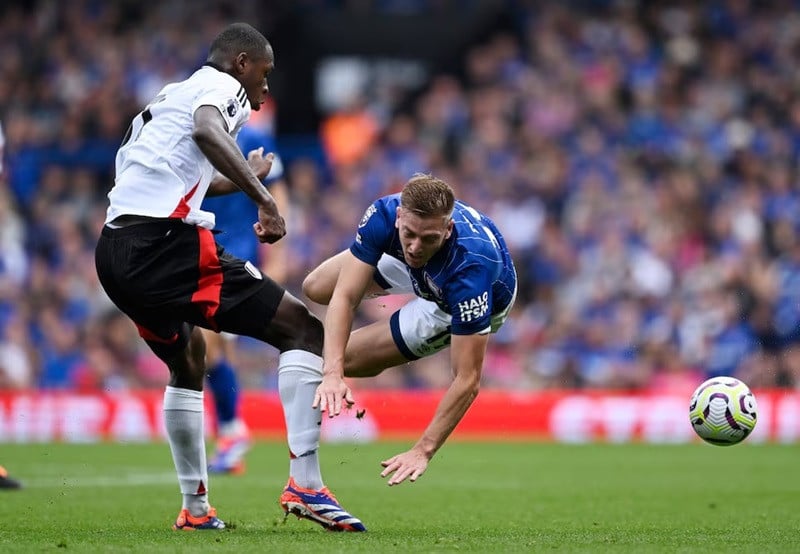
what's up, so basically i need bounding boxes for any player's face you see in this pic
[240,46,274,111]
[395,207,453,268]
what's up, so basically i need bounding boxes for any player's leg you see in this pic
[303,250,392,305]
[215,281,365,532]
[95,222,224,530]
[345,297,454,377]
[0,465,21,490]
[204,329,251,474]
[341,319,410,377]
[142,324,224,530]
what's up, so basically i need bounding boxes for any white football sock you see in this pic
[278,350,324,490]
[163,386,210,517]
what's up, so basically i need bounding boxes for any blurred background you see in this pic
[1,0,800,442]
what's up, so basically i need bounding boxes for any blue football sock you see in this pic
[206,359,239,426]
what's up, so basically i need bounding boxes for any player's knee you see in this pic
[302,271,332,305]
[273,296,324,354]
[166,328,207,389]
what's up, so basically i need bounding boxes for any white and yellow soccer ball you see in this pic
[689,377,757,446]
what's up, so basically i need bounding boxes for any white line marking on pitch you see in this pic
[23,472,177,488]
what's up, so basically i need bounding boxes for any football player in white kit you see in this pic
[95,23,364,532]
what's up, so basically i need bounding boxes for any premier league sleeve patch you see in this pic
[225,98,238,118]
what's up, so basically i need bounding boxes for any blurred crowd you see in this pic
[1,0,800,393]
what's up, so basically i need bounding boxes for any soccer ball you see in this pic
[689,377,757,446]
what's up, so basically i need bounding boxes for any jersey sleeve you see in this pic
[444,264,495,335]
[349,201,393,266]
[192,77,249,134]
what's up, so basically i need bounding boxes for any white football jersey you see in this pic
[106,65,251,227]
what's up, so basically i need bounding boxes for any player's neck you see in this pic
[203,61,226,73]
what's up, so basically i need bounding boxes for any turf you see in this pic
[0,441,797,552]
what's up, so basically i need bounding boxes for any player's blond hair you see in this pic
[400,173,455,218]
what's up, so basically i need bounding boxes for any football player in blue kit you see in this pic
[303,173,517,486]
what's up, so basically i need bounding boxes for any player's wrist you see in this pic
[413,438,438,460]
[321,362,345,379]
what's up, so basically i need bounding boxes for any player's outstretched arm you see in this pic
[314,252,374,417]
[380,332,488,486]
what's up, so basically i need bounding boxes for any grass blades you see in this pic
[0,441,797,553]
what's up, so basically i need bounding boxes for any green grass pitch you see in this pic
[0,441,797,552]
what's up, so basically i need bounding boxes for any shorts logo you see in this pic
[457,292,488,323]
[226,98,238,118]
[244,261,262,280]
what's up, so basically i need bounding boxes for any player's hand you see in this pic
[313,373,354,418]
[380,447,429,486]
[253,203,285,244]
[247,148,274,181]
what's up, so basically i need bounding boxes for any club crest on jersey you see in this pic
[424,272,442,299]
[226,98,238,118]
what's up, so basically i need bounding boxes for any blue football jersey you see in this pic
[202,123,284,262]
[350,194,517,335]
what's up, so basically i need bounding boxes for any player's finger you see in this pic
[328,394,339,417]
[380,455,398,468]
[388,468,410,486]
[312,391,321,409]
[344,388,355,406]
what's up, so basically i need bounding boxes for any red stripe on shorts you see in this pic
[136,324,179,344]
[191,227,222,331]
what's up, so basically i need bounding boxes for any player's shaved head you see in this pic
[401,174,455,218]
[208,22,271,61]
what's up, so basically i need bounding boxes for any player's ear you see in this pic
[234,52,248,74]
[395,207,402,229]
[445,218,454,239]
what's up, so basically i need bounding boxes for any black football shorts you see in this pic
[95,219,284,356]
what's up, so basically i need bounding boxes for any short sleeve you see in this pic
[192,79,249,134]
[349,201,393,266]
[445,264,495,335]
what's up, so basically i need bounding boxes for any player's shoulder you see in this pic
[186,65,244,95]
[360,194,399,225]
[373,193,401,213]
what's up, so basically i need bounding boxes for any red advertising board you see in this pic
[0,390,798,444]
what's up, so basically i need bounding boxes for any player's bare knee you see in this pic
[302,272,331,305]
